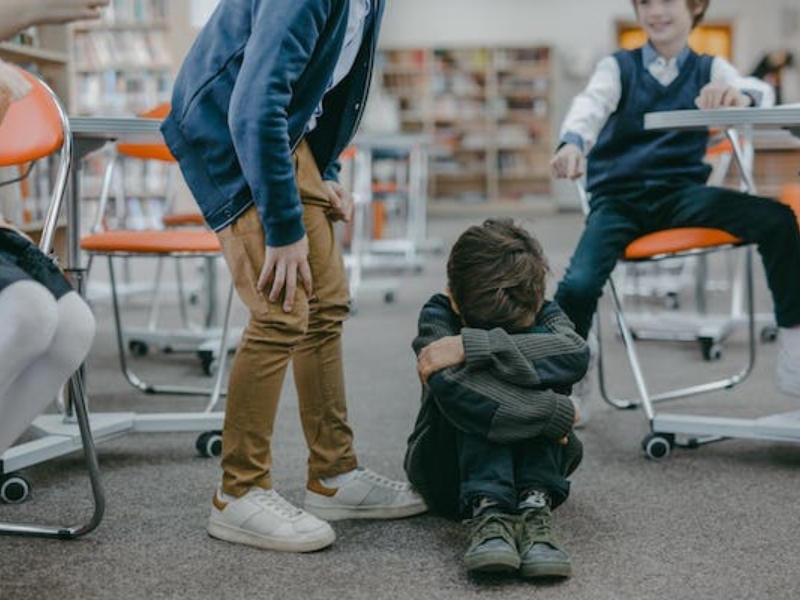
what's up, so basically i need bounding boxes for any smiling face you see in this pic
[632,0,706,58]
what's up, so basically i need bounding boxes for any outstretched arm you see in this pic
[0,0,109,41]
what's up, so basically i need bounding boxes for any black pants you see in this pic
[555,184,800,339]
[457,431,575,517]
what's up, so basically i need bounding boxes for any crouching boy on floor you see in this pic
[405,218,588,579]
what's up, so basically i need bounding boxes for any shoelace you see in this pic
[252,490,303,519]
[357,468,408,491]
[518,507,555,548]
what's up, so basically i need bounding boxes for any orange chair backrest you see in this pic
[0,67,64,166]
[116,102,174,162]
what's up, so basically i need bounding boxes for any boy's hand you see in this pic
[695,83,752,109]
[550,143,585,180]
[34,0,109,25]
[417,335,465,384]
[323,180,354,223]
[558,406,581,445]
[258,235,313,313]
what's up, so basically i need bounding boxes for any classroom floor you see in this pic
[1,210,799,600]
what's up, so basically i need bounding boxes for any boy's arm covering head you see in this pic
[414,294,582,445]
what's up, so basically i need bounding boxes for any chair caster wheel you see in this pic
[196,431,223,458]
[128,339,149,357]
[1,473,32,504]
[642,433,674,460]
[760,326,779,343]
[699,338,722,361]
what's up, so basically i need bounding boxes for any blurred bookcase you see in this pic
[377,45,556,212]
[70,0,173,116]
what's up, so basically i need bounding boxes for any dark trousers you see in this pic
[555,184,800,339]
[457,431,573,517]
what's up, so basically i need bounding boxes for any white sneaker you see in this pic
[208,487,336,552]
[304,467,428,521]
[776,348,800,396]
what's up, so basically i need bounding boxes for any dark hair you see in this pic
[446,218,549,332]
[631,0,709,28]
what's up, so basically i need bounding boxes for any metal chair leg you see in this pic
[0,370,105,539]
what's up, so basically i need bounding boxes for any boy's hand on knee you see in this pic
[417,335,465,383]
[550,144,585,180]
[695,82,752,109]
[259,236,313,313]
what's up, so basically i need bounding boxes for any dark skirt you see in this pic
[0,228,73,299]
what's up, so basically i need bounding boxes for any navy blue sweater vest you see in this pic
[586,48,714,196]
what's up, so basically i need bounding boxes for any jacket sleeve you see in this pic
[228,0,333,248]
[461,301,589,390]
[412,294,461,356]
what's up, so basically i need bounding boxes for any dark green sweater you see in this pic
[404,294,588,518]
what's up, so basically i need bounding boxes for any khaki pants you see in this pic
[216,141,357,497]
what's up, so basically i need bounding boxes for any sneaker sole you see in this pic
[303,501,428,522]
[465,551,521,574]
[519,561,572,579]
[207,517,335,553]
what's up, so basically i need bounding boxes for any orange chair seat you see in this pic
[81,229,220,255]
[161,212,207,227]
[625,228,741,261]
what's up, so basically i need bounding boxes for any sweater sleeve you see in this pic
[461,301,589,389]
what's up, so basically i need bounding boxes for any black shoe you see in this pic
[463,511,520,574]
[517,491,571,579]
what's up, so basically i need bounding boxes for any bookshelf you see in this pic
[68,0,177,229]
[70,0,173,116]
[378,45,556,212]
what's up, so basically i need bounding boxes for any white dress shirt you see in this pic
[559,43,776,153]
[306,0,371,133]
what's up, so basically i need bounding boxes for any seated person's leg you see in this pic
[555,197,642,339]
[0,280,60,452]
[555,197,642,423]
[666,185,800,396]
[457,431,520,574]
[513,437,578,579]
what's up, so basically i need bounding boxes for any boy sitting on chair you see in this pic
[551,0,800,412]
[405,218,588,579]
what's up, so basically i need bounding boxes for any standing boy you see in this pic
[161,0,426,554]
[406,219,588,578]
[551,0,800,410]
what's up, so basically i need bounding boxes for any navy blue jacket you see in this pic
[161,0,384,246]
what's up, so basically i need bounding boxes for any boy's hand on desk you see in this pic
[695,82,752,109]
[417,335,465,384]
[550,144,585,180]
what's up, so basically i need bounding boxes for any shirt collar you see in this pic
[642,42,691,70]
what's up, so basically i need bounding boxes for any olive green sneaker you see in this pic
[463,511,520,574]
[517,492,571,579]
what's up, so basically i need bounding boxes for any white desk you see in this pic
[644,106,800,133]
[1,117,224,477]
[636,107,800,453]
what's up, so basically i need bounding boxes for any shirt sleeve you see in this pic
[710,56,776,107]
[558,55,622,153]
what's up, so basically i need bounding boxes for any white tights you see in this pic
[0,281,95,453]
